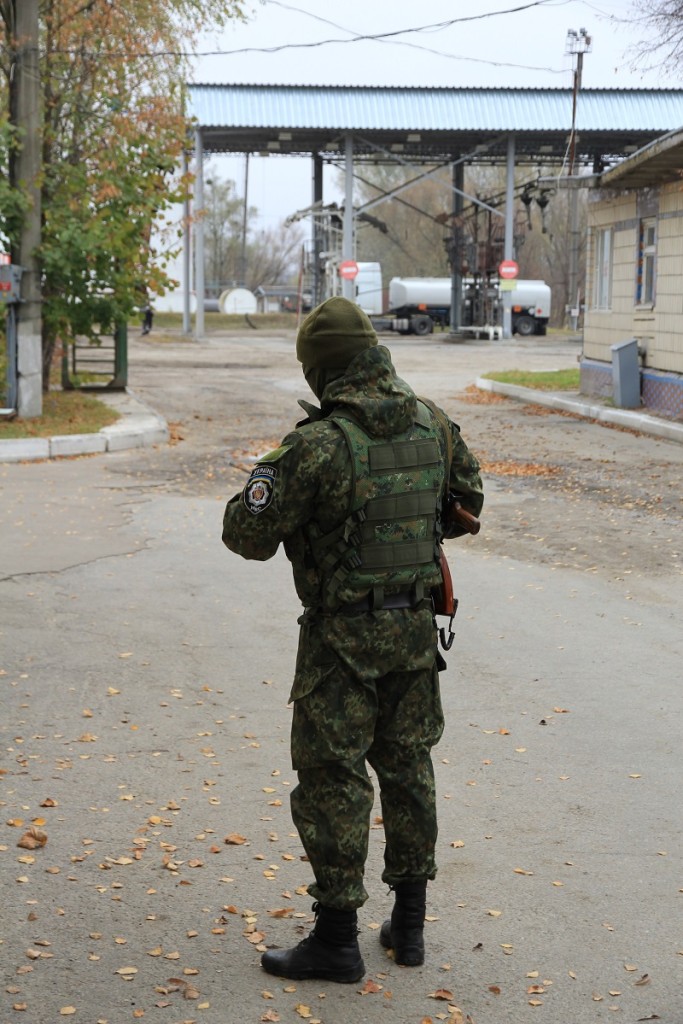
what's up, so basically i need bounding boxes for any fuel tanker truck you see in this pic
[354,264,551,337]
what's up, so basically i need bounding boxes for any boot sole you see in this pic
[261,961,365,984]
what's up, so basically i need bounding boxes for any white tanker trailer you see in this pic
[382,276,551,336]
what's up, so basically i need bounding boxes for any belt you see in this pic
[341,591,426,613]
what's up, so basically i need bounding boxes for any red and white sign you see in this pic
[338,260,359,281]
[498,259,519,280]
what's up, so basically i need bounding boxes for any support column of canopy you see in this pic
[182,147,191,335]
[193,128,205,340]
[312,153,324,307]
[502,133,516,340]
[342,134,355,301]
[450,159,464,332]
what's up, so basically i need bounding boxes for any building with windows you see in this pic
[582,128,683,419]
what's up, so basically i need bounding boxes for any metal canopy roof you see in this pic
[187,84,683,167]
[598,127,683,189]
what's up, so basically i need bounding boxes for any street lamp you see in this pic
[565,27,592,332]
[566,28,592,175]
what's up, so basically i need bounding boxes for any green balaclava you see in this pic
[296,296,378,398]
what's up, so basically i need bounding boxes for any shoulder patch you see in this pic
[244,463,277,515]
[257,444,292,463]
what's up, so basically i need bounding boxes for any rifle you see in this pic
[433,497,481,651]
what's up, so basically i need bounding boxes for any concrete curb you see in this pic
[0,388,169,463]
[475,377,683,445]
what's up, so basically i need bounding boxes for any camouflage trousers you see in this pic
[289,614,444,911]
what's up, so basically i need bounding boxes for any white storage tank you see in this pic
[218,288,258,315]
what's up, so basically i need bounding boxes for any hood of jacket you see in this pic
[318,344,417,438]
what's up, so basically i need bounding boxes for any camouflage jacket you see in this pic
[222,346,484,679]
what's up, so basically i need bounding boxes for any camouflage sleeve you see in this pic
[221,431,321,561]
[448,420,484,518]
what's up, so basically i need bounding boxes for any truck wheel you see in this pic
[411,315,433,336]
[514,315,535,337]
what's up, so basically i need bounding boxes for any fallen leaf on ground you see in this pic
[428,989,454,1000]
[359,979,383,994]
[17,827,47,850]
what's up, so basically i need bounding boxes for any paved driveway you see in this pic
[1,330,681,1024]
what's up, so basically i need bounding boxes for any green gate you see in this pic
[63,321,128,391]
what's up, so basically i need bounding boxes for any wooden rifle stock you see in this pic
[443,495,481,537]
[433,547,456,617]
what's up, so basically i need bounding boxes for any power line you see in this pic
[39,0,569,62]
[264,0,567,75]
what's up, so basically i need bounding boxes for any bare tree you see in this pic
[625,1,683,73]
[355,165,454,280]
[246,222,304,292]
[202,168,304,294]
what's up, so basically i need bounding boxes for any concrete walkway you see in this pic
[0,388,168,463]
[475,377,683,445]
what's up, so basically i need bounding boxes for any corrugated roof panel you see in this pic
[187,84,683,133]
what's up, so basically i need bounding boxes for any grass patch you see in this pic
[134,311,299,337]
[482,368,580,390]
[0,390,119,439]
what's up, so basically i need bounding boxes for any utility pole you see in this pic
[566,27,591,333]
[10,0,43,416]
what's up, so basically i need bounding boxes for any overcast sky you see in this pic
[189,0,677,231]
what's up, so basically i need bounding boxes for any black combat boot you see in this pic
[261,903,365,983]
[379,880,427,966]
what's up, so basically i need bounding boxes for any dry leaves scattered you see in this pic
[17,827,48,850]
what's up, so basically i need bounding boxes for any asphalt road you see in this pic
[1,328,681,1024]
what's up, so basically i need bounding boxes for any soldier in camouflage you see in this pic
[222,297,483,983]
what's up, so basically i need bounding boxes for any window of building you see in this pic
[636,218,656,305]
[594,227,612,309]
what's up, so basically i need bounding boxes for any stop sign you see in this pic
[498,259,519,280]
[338,260,359,281]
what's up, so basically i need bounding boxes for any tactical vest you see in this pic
[306,401,445,611]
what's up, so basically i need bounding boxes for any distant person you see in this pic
[141,304,153,335]
[222,297,483,982]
